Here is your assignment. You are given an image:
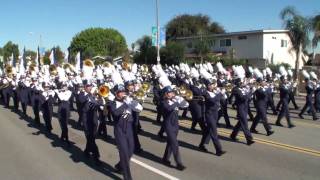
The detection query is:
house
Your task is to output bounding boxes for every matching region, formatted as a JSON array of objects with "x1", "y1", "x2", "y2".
[{"x1": 175, "y1": 30, "x2": 308, "y2": 68}]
